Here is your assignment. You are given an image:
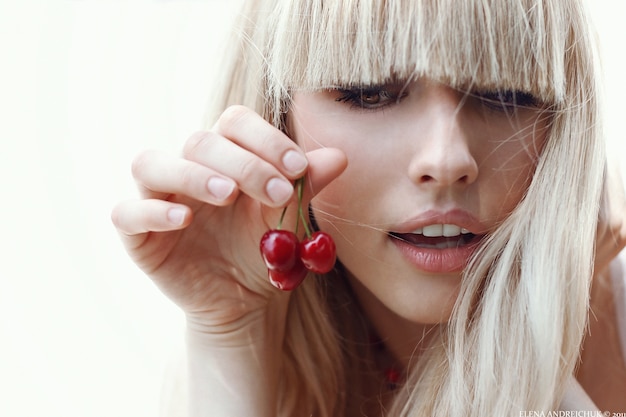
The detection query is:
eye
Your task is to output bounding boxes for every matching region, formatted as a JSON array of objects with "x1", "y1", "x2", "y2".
[
  {"x1": 335, "y1": 84, "x2": 408, "y2": 110},
  {"x1": 475, "y1": 90, "x2": 540, "y2": 112}
]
